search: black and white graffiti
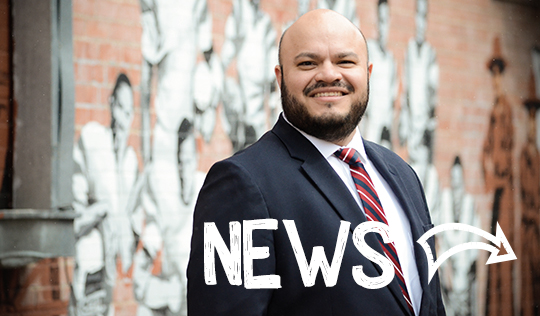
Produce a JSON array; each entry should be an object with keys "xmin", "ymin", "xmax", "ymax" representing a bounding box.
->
[
  {"xmin": 71, "ymin": 74, "xmax": 138, "ymax": 316},
  {"xmin": 362, "ymin": 0, "xmax": 397, "ymax": 149},
  {"xmin": 399, "ymin": 0, "xmax": 439, "ymax": 214}
]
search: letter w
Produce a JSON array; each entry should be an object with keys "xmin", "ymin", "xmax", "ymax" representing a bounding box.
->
[
  {"xmin": 204, "ymin": 222, "xmax": 242, "ymax": 285},
  {"xmin": 283, "ymin": 220, "xmax": 350, "ymax": 287}
]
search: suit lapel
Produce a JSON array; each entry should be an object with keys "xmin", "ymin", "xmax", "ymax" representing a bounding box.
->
[
  {"xmin": 272, "ymin": 117, "xmax": 366, "ymax": 229},
  {"xmin": 272, "ymin": 118, "xmax": 413, "ymax": 315}
]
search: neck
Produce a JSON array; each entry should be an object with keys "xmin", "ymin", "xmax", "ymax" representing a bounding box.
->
[{"xmin": 334, "ymin": 129, "xmax": 356, "ymax": 147}]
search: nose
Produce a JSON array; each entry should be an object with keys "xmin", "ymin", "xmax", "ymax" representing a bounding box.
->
[{"xmin": 314, "ymin": 61, "xmax": 342, "ymax": 83}]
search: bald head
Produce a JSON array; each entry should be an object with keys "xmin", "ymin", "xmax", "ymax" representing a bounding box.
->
[
  {"xmin": 278, "ymin": 9, "xmax": 368, "ymax": 67},
  {"xmin": 274, "ymin": 9, "xmax": 372, "ymax": 146}
]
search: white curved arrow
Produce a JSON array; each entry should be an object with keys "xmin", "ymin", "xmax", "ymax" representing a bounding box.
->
[{"xmin": 417, "ymin": 222, "xmax": 517, "ymax": 283}]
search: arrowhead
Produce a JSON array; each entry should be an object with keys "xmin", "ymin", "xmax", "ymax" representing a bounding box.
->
[{"xmin": 485, "ymin": 222, "xmax": 517, "ymax": 265}]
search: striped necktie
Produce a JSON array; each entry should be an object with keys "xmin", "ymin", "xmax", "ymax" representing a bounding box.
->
[{"xmin": 334, "ymin": 147, "xmax": 414, "ymax": 314}]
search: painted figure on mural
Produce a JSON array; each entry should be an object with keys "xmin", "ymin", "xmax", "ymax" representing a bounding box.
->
[
  {"xmin": 317, "ymin": 0, "xmax": 359, "ymax": 26},
  {"xmin": 71, "ymin": 74, "xmax": 138, "ymax": 316},
  {"xmin": 398, "ymin": 0, "xmax": 440, "ymax": 215},
  {"xmin": 221, "ymin": 0, "xmax": 278, "ymax": 152},
  {"xmin": 131, "ymin": 130, "xmax": 207, "ymax": 316},
  {"xmin": 531, "ymin": 47, "xmax": 540, "ymax": 152},
  {"xmin": 482, "ymin": 37, "xmax": 514, "ymax": 316},
  {"xmin": 130, "ymin": 167, "xmax": 185, "ymax": 316},
  {"xmin": 362, "ymin": 0, "xmax": 397, "ymax": 149},
  {"xmin": 138, "ymin": 0, "xmax": 221, "ymax": 314},
  {"xmin": 437, "ymin": 156, "xmax": 479, "ymax": 316},
  {"xmin": 519, "ymin": 82, "xmax": 540, "ymax": 316},
  {"xmin": 139, "ymin": 0, "xmax": 220, "ymax": 203}
]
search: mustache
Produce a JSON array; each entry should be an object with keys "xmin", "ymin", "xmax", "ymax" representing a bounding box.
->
[{"xmin": 303, "ymin": 81, "xmax": 355, "ymax": 96}]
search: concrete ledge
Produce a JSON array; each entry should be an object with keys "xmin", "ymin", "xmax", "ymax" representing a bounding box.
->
[{"xmin": 0, "ymin": 209, "xmax": 77, "ymax": 267}]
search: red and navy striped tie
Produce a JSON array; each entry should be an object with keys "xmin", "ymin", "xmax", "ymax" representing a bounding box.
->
[{"xmin": 335, "ymin": 147, "xmax": 414, "ymax": 314}]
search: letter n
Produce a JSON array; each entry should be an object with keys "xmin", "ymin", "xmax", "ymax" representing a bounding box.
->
[{"xmin": 204, "ymin": 222, "xmax": 242, "ymax": 285}]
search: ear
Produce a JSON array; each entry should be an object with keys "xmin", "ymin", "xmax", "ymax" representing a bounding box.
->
[
  {"xmin": 368, "ymin": 63, "xmax": 373, "ymax": 79},
  {"xmin": 274, "ymin": 65, "xmax": 282, "ymax": 89}
]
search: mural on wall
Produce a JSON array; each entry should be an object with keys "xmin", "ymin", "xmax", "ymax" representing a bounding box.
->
[
  {"xmin": 362, "ymin": 0, "xmax": 397, "ymax": 149},
  {"xmin": 398, "ymin": 0, "xmax": 440, "ymax": 215},
  {"xmin": 221, "ymin": 0, "xmax": 278, "ymax": 152},
  {"xmin": 71, "ymin": 74, "xmax": 138, "ymax": 316},
  {"xmin": 533, "ymin": 47, "xmax": 540, "ymax": 150},
  {"xmin": 282, "ymin": 0, "xmax": 311, "ymax": 30},
  {"xmin": 136, "ymin": 0, "xmax": 221, "ymax": 315},
  {"xmin": 436, "ymin": 156, "xmax": 479, "ymax": 316},
  {"xmin": 519, "ymin": 75, "xmax": 540, "ymax": 316},
  {"xmin": 317, "ymin": 0, "xmax": 359, "ymax": 26},
  {"xmin": 482, "ymin": 37, "xmax": 515, "ymax": 316},
  {"xmin": 61, "ymin": 1, "xmax": 540, "ymax": 315},
  {"xmin": 71, "ymin": 0, "xmax": 275, "ymax": 314}
]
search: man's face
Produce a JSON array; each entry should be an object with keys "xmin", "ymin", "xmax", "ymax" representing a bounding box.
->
[{"xmin": 275, "ymin": 10, "xmax": 372, "ymax": 143}]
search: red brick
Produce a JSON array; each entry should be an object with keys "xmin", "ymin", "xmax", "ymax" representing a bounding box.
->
[
  {"xmin": 75, "ymin": 84, "xmax": 101, "ymax": 104},
  {"xmin": 86, "ymin": 20, "xmax": 110, "ymax": 39},
  {"xmin": 76, "ymin": 63, "xmax": 106, "ymax": 84},
  {"xmin": 100, "ymin": 43, "xmax": 120, "ymax": 63},
  {"xmin": 121, "ymin": 45, "xmax": 142, "ymax": 65},
  {"xmin": 95, "ymin": 0, "xmax": 123, "ymax": 21},
  {"xmin": 73, "ymin": 0, "xmax": 95, "ymax": 16},
  {"xmin": 74, "ymin": 39, "xmax": 102, "ymax": 60}
]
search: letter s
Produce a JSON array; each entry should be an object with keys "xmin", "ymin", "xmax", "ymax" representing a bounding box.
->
[{"xmin": 351, "ymin": 221, "xmax": 394, "ymax": 289}]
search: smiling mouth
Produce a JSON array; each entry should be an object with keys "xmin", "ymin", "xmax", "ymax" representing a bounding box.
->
[{"xmin": 312, "ymin": 92, "xmax": 344, "ymax": 98}]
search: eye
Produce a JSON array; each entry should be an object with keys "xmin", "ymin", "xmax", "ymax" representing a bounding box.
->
[
  {"xmin": 297, "ymin": 61, "xmax": 315, "ymax": 67},
  {"xmin": 338, "ymin": 60, "xmax": 356, "ymax": 66}
]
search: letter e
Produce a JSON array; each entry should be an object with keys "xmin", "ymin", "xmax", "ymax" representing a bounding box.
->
[{"xmin": 243, "ymin": 219, "xmax": 281, "ymax": 289}]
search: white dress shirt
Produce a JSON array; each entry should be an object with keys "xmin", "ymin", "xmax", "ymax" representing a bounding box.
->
[{"xmin": 284, "ymin": 116, "xmax": 422, "ymax": 315}]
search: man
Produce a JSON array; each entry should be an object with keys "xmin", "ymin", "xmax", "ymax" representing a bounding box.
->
[
  {"xmin": 71, "ymin": 74, "xmax": 138, "ymax": 316},
  {"xmin": 363, "ymin": 0, "xmax": 397, "ymax": 149},
  {"xmin": 188, "ymin": 10, "xmax": 445, "ymax": 316}
]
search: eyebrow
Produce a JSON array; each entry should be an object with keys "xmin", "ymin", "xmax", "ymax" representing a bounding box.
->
[
  {"xmin": 293, "ymin": 51, "xmax": 360, "ymax": 62},
  {"xmin": 336, "ymin": 52, "xmax": 360, "ymax": 60},
  {"xmin": 293, "ymin": 52, "xmax": 319, "ymax": 61}
]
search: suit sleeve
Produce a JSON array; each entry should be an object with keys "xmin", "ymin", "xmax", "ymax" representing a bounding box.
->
[{"xmin": 187, "ymin": 159, "xmax": 275, "ymax": 316}]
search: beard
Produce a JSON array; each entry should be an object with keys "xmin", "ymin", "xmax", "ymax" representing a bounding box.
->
[{"xmin": 280, "ymin": 77, "xmax": 369, "ymax": 144}]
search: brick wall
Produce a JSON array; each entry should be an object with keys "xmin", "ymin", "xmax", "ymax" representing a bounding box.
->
[
  {"xmin": 0, "ymin": 0, "xmax": 539, "ymax": 315},
  {"xmin": 73, "ymin": 0, "xmax": 143, "ymax": 152}
]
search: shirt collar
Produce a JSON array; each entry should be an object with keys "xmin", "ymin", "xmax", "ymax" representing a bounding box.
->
[{"xmin": 282, "ymin": 112, "xmax": 368, "ymax": 163}]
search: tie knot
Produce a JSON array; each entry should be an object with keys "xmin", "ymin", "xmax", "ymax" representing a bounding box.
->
[{"xmin": 334, "ymin": 148, "xmax": 363, "ymax": 168}]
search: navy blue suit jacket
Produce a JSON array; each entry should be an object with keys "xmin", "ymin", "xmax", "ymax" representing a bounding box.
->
[{"xmin": 187, "ymin": 116, "xmax": 445, "ymax": 315}]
